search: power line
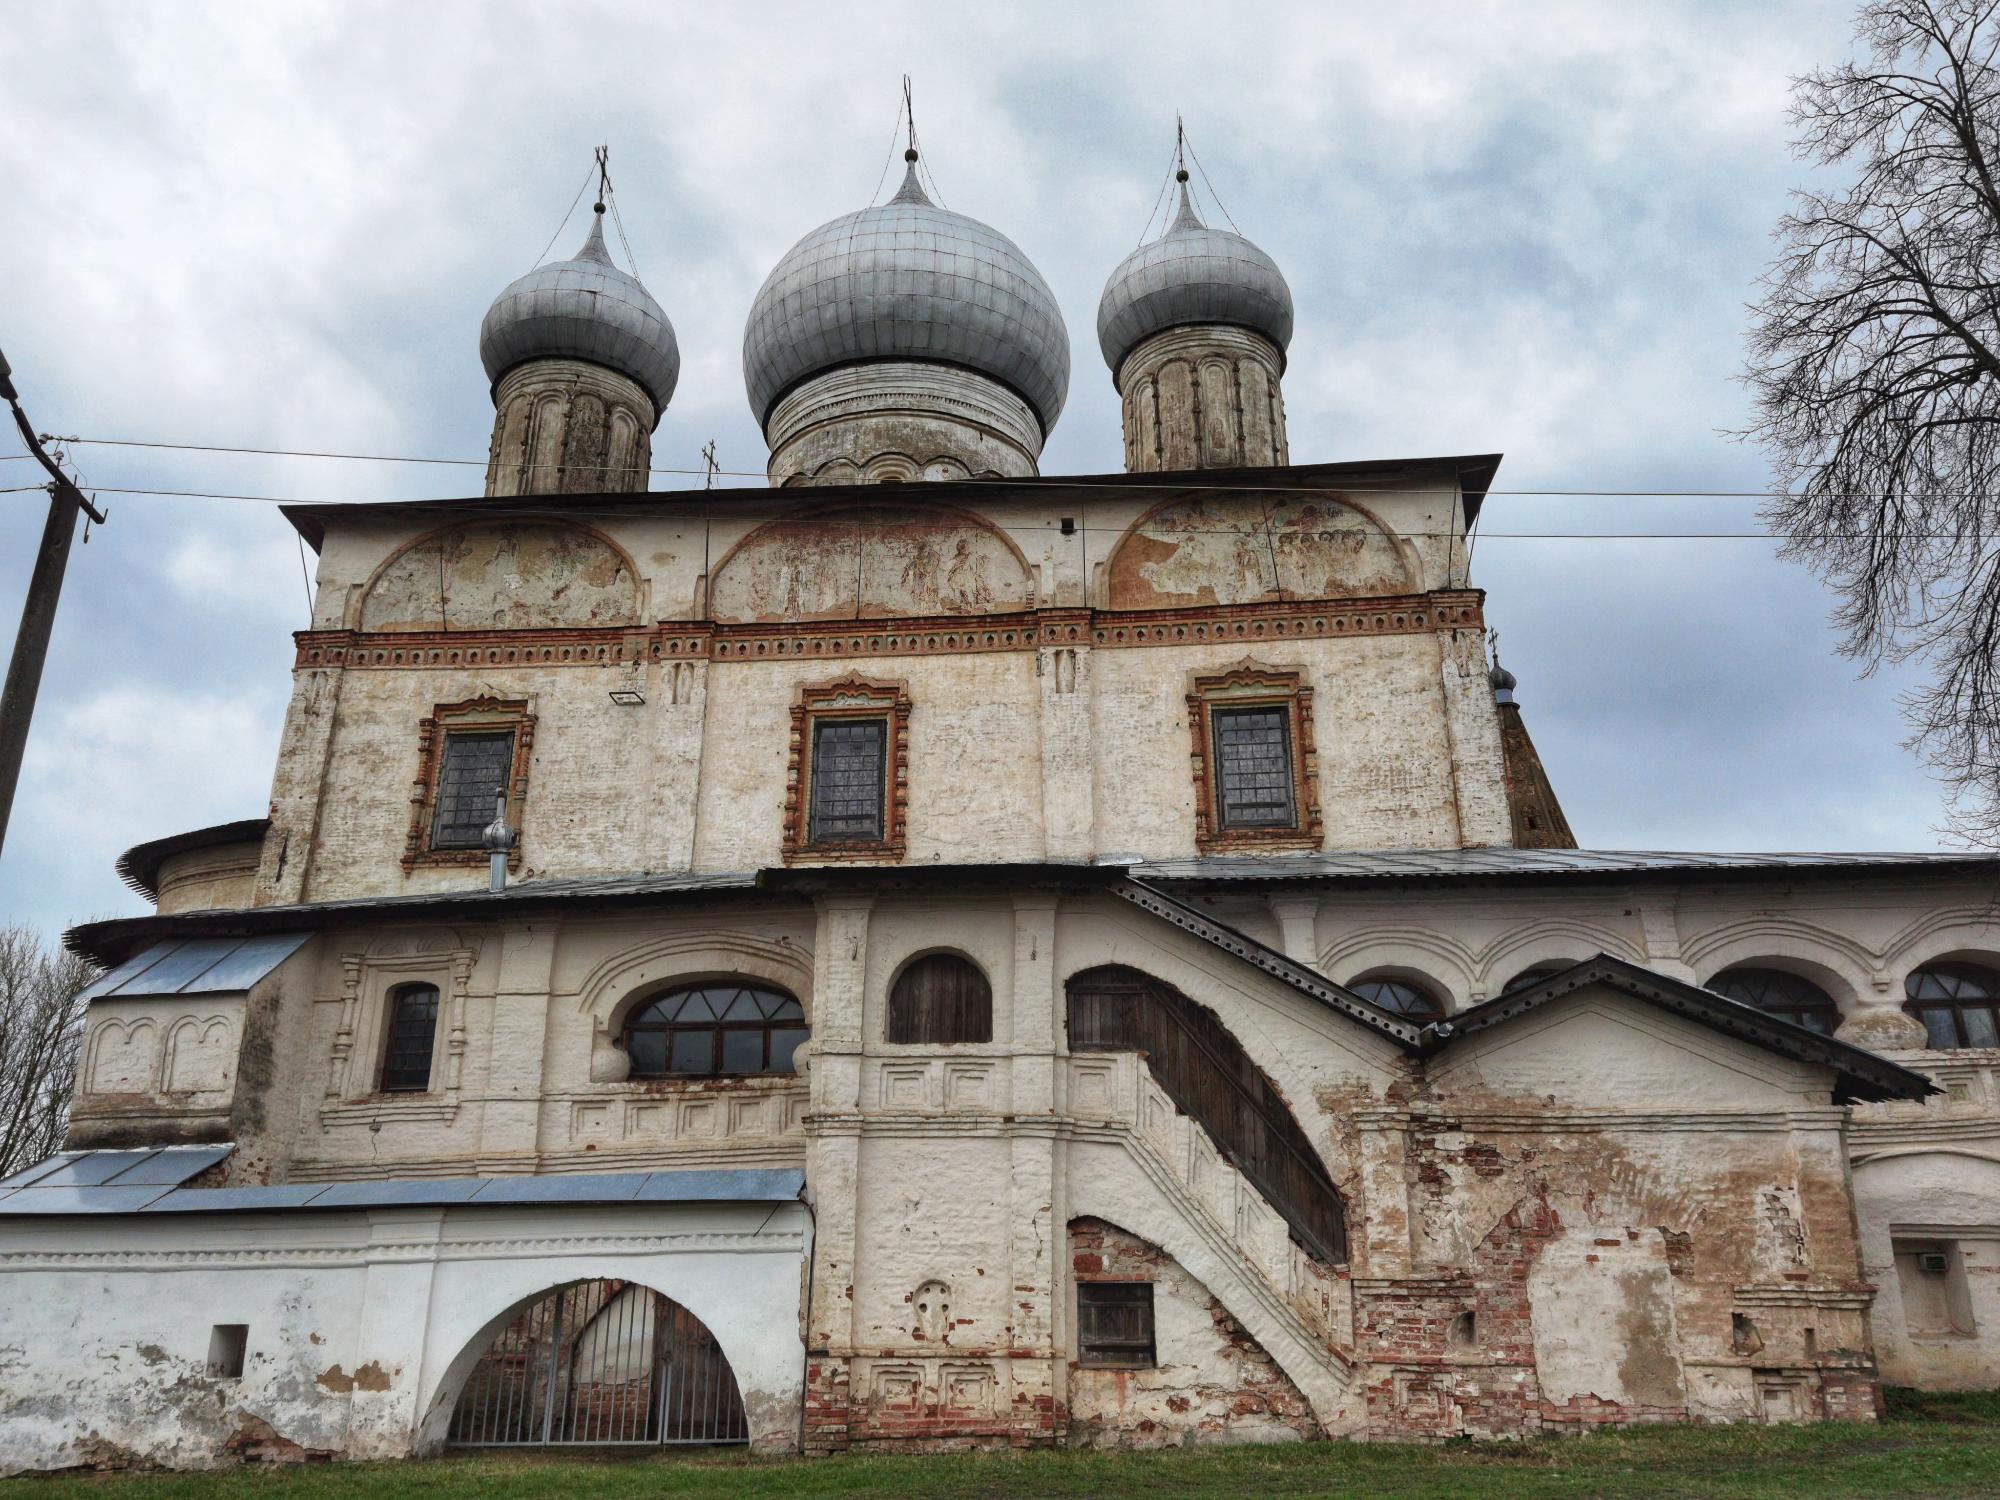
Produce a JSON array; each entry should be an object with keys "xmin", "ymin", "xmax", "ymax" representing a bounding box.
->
[{"xmin": 24, "ymin": 433, "xmax": 1972, "ymax": 501}]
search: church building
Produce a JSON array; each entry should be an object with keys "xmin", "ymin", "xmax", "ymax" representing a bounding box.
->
[{"xmin": 3, "ymin": 139, "xmax": 1998, "ymax": 1469}]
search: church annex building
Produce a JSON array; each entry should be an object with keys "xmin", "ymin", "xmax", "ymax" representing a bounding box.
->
[{"xmin": 3, "ymin": 144, "xmax": 1999, "ymax": 1469}]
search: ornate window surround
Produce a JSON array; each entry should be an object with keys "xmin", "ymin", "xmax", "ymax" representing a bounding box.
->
[
  {"xmin": 323, "ymin": 944, "xmax": 474, "ymax": 1119},
  {"xmin": 403, "ymin": 697, "xmax": 535, "ymax": 873},
  {"xmin": 782, "ymin": 675, "xmax": 911, "ymax": 863},
  {"xmin": 1185, "ymin": 661, "xmax": 1323, "ymax": 853}
]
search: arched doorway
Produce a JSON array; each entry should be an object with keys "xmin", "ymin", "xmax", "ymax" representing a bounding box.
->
[{"xmin": 446, "ymin": 1279, "xmax": 748, "ymax": 1447}]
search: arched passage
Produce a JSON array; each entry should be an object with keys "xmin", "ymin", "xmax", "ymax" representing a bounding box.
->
[{"xmin": 444, "ymin": 1279, "xmax": 748, "ymax": 1447}]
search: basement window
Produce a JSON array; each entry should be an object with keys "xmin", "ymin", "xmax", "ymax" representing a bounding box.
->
[
  {"xmin": 1077, "ymin": 1281, "xmax": 1156, "ymax": 1369},
  {"xmin": 208, "ymin": 1323, "xmax": 249, "ymax": 1379}
]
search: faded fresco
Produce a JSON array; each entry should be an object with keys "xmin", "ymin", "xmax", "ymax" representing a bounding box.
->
[
  {"xmin": 709, "ymin": 504, "xmax": 1033, "ymax": 623},
  {"xmin": 358, "ymin": 522, "xmax": 640, "ymax": 632},
  {"xmin": 1105, "ymin": 494, "xmax": 1413, "ymax": 609}
]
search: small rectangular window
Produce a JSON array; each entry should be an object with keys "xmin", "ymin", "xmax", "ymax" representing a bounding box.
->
[
  {"xmin": 381, "ymin": 984, "xmax": 440, "ymax": 1093},
  {"xmin": 1212, "ymin": 706, "xmax": 1297, "ymax": 829},
  {"xmin": 1077, "ymin": 1281, "xmax": 1156, "ymax": 1368},
  {"xmin": 208, "ymin": 1323, "xmax": 249, "ymax": 1379},
  {"xmin": 809, "ymin": 718, "xmax": 887, "ymax": 843},
  {"xmin": 431, "ymin": 730, "xmax": 515, "ymax": 848}
]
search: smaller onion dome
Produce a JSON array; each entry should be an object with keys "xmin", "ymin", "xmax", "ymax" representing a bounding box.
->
[
  {"xmin": 479, "ymin": 210, "xmax": 681, "ymax": 415},
  {"xmin": 1097, "ymin": 176, "xmax": 1294, "ymax": 375},
  {"xmin": 1489, "ymin": 661, "xmax": 1518, "ymax": 702}
]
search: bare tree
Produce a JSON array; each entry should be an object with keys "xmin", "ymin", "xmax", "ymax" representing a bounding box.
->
[
  {"xmin": 0, "ymin": 925, "xmax": 95, "ymax": 1178},
  {"xmin": 1746, "ymin": 1, "xmax": 2000, "ymax": 837}
]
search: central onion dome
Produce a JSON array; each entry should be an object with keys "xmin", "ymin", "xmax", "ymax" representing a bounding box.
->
[
  {"xmin": 742, "ymin": 154, "xmax": 1071, "ymax": 485},
  {"xmin": 480, "ymin": 213, "xmax": 681, "ymax": 420}
]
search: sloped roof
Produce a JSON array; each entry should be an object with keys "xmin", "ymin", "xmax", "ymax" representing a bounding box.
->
[{"xmin": 1132, "ymin": 848, "xmax": 2000, "ymax": 887}]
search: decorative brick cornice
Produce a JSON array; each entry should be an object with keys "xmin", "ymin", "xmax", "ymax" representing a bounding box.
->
[{"xmin": 292, "ymin": 591, "xmax": 1484, "ymax": 670}]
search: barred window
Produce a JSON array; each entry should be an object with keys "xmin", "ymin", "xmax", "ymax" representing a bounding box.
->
[
  {"xmin": 624, "ymin": 983, "xmax": 809, "ymax": 1078},
  {"xmin": 381, "ymin": 983, "xmax": 440, "ymax": 1092},
  {"xmin": 1076, "ymin": 1282, "xmax": 1155, "ymax": 1369},
  {"xmin": 809, "ymin": 719, "xmax": 887, "ymax": 844},
  {"xmin": 432, "ymin": 731, "xmax": 515, "ymax": 848},
  {"xmin": 1212, "ymin": 707, "xmax": 1296, "ymax": 829},
  {"xmin": 1905, "ymin": 962, "xmax": 2000, "ymax": 1049}
]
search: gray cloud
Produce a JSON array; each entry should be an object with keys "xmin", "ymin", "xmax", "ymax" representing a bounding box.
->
[{"xmin": 0, "ymin": 0, "xmax": 1950, "ymax": 938}]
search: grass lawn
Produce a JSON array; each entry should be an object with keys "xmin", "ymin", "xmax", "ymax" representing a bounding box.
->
[{"xmin": 12, "ymin": 1390, "xmax": 2000, "ymax": 1500}]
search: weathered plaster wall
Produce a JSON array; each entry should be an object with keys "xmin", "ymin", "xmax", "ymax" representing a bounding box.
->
[
  {"xmin": 0, "ymin": 1201, "xmax": 811, "ymax": 1472},
  {"xmin": 1066, "ymin": 1217, "xmax": 1319, "ymax": 1447},
  {"xmin": 1853, "ymin": 1151, "xmax": 2000, "ymax": 1390}
]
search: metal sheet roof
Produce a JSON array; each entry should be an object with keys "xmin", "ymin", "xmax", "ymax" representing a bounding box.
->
[
  {"xmin": 79, "ymin": 934, "xmax": 310, "ymax": 1002},
  {"xmin": 0, "ymin": 1156, "xmax": 805, "ymax": 1217},
  {"xmin": 1133, "ymin": 849, "xmax": 2000, "ymax": 886}
]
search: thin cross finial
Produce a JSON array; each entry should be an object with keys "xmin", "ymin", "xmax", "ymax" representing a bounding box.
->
[{"xmin": 594, "ymin": 144, "xmax": 610, "ymax": 214}]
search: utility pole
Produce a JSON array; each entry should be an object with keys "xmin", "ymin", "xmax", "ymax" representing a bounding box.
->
[{"xmin": 0, "ymin": 348, "xmax": 106, "ymax": 859}]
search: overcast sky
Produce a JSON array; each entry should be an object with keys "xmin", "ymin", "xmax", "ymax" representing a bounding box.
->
[{"xmin": 0, "ymin": 0, "xmax": 1956, "ymax": 940}]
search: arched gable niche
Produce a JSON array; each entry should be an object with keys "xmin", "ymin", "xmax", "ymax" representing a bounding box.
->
[
  {"xmin": 708, "ymin": 503, "xmax": 1034, "ymax": 624},
  {"xmin": 1104, "ymin": 493, "xmax": 1415, "ymax": 610},
  {"xmin": 358, "ymin": 521, "xmax": 641, "ymax": 632}
]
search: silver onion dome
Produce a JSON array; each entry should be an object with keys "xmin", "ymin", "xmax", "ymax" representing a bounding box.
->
[
  {"xmin": 479, "ymin": 211, "xmax": 681, "ymax": 417},
  {"xmin": 742, "ymin": 159, "xmax": 1071, "ymax": 435},
  {"xmin": 1097, "ymin": 180, "xmax": 1294, "ymax": 375}
]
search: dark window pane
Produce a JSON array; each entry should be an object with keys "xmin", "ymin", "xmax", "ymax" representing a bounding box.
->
[
  {"xmin": 432, "ymin": 731, "xmax": 514, "ymax": 848},
  {"xmin": 1903, "ymin": 963, "xmax": 2000, "ymax": 1049},
  {"xmin": 668, "ymin": 1029, "xmax": 714, "ymax": 1075},
  {"xmin": 624, "ymin": 982, "xmax": 811, "ymax": 1078},
  {"xmin": 1501, "ymin": 964, "xmax": 1566, "ymax": 994},
  {"xmin": 1967, "ymin": 1007, "xmax": 2000, "ymax": 1048},
  {"xmin": 1350, "ymin": 977, "xmax": 1444, "ymax": 1021},
  {"xmin": 1709, "ymin": 966, "xmax": 1841, "ymax": 1033},
  {"xmin": 721, "ymin": 1028, "xmax": 765, "ymax": 1073},
  {"xmin": 1917, "ymin": 1006, "xmax": 1958, "ymax": 1049},
  {"xmin": 626, "ymin": 1029, "xmax": 666, "ymax": 1076},
  {"xmin": 381, "ymin": 985, "xmax": 439, "ymax": 1092},
  {"xmin": 810, "ymin": 718, "xmax": 887, "ymax": 843},
  {"xmin": 1212, "ymin": 707, "xmax": 1296, "ymax": 829},
  {"xmin": 769, "ymin": 1028, "xmax": 809, "ymax": 1072}
]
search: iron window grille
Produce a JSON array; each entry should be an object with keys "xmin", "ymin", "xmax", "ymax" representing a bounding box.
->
[
  {"xmin": 1905, "ymin": 962, "xmax": 2000, "ymax": 1049},
  {"xmin": 432, "ymin": 731, "xmax": 515, "ymax": 847},
  {"xmin": 1708, "ymin": 966, "xmax": 1842, "ymax": 1037},
  {"xmin": 623, "ymin": 984, "xmax": 809, "ymax": 1078},
  {"xmin": 809, "ymin": 719, "xmax": 887, "ymax": 843},
  {"xmin": 1212, "ymin": 706, "xmax": 1297, "ymax": 828},
  {"xmin": 1076, "ymin": 1281, "xmax": 1156, "ymax": 1368},
  {"xmin": 381, "ymin": 983, "xmax": 440, "ymax": 1092}
]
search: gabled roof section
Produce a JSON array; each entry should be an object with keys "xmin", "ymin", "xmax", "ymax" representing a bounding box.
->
[
  {"xmin": 1113, "ymin": 878, "xmax": 1426, "ymax": 1045},
  {"xmin": 1437, "ymin": 953, "xmax": 1935, "ymax": 1104}
]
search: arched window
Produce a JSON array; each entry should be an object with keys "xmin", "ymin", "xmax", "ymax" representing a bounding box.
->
[
  {"xmin": 1501, "ymin": 962, "xmax": 1570, "ymax": 995},
  {"xmin": 381, "ymin": 983, "xmax": 440, "ymax": 1092},
  {"xmin": 1904, "ymin": 962, "xmax": 2000, "ymax": 1049},
  {"xmin": 623, "ymin": 983, "xmax": 808, "ymax": 1078},
  {"xmin": 887, "ymin": 953, "xmax": 992, "ymax": 1044},
  {"xmin": 1708, "ymin": 966, "xmax": 1842, "ymax": 1037},
  {"xmin": 1347, "ymin": 973, "xmax": 1447, "ymax": 1021}
]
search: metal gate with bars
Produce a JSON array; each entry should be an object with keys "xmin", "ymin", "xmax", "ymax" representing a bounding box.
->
[{"xmin": 447, "ymin": 1279, "xmax": 749, "ymax": 1447}]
